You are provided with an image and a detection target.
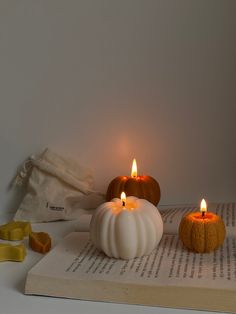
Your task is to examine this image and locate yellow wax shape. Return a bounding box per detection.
[0,243,26,262]
[0,221,32,241]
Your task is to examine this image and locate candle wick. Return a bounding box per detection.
[122,201,125,207]
[202,211,205,218]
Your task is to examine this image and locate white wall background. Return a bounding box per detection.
[0,0,235,214]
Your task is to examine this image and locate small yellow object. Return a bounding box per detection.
[0,221,31,241]
[0,243,26,262]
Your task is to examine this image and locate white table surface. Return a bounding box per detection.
[0,213,221,314]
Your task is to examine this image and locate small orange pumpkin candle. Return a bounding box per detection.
[106,159,161,206]
[179,199,226,253]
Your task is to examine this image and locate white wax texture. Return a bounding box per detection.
[90,196,163,260]
[110,197,138,213]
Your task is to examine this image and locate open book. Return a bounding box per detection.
[25,202,236,313]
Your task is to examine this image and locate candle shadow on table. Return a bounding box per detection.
[12,238,43,294]
[14,275,26,294]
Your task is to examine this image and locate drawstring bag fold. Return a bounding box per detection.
[13,148,104,222]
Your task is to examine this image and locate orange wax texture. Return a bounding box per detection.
[0,221,31,241]
[29,232,51,254]
[106,175,161,206]
[179,212,226,253]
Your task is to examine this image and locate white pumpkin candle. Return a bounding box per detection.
[90,194,163,260]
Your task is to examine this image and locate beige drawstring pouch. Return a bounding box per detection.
[13,149,104,222]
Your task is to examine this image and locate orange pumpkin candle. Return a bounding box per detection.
[179,199,226,253]
[106,159,161,206]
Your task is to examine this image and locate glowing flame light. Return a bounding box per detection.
[200,198,207,216]
[131,158,137,178]
[121,192,126,207]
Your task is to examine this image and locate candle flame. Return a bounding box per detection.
[131,158,137,178]
[200,198,207,213]
[121,192,126,207]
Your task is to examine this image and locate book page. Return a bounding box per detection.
[159,202,236,236]
[159,204,198,234]
[29,232,236,291]
[214,202,236,237]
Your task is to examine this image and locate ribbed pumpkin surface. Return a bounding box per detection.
[106,176,161,206]
[179,212,225,253]
[90,197,163,259]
